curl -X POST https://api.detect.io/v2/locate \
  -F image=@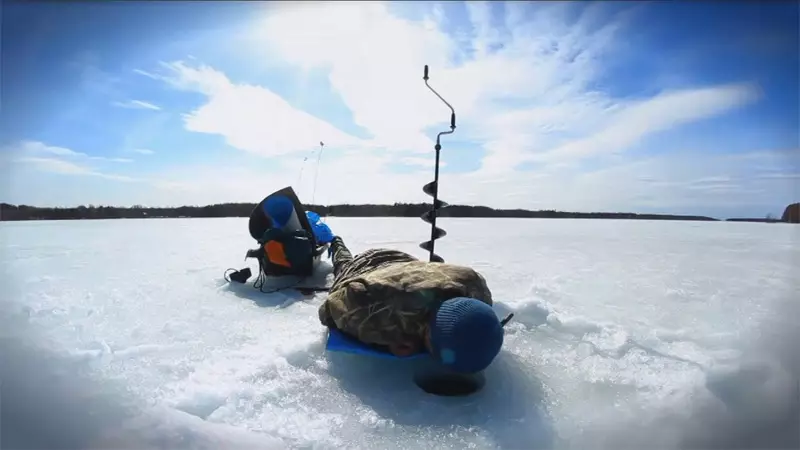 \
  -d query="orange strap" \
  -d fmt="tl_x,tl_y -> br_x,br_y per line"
264,240 -> 291,267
